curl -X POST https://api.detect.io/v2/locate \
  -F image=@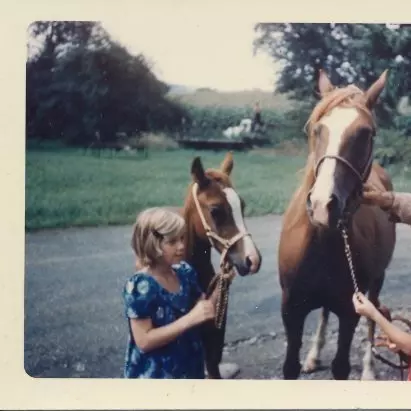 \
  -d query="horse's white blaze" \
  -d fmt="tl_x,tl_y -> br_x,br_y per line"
223,187 -> 256,258
310,107 -> 359,208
